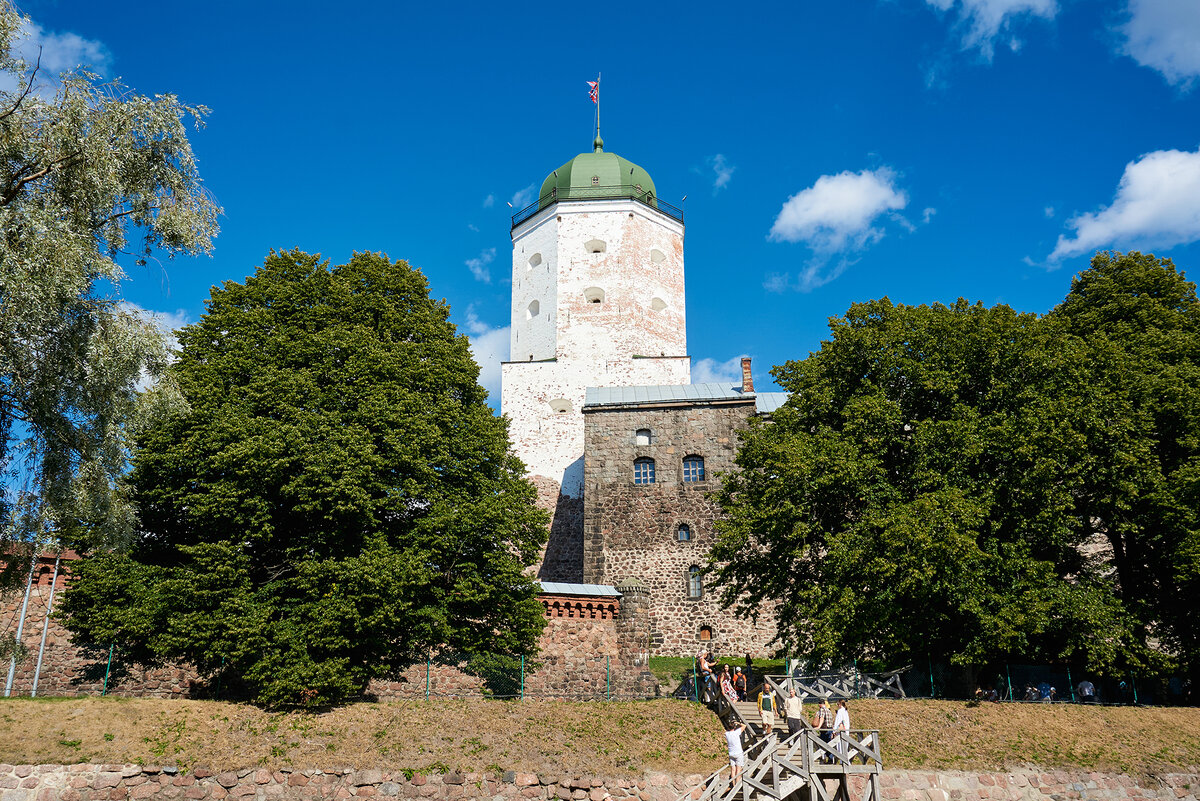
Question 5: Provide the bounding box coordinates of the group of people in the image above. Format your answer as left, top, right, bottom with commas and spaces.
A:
724, 684, 852, 779
973, 678, 1099, 704
696, 651, 750, 703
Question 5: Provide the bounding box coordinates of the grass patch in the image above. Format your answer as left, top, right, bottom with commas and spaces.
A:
0, 697, 1195, 777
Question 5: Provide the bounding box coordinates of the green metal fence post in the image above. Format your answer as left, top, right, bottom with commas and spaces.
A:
693, 659, 699, 703
425, 656, 430, 701
928, 656, 935, 698
1006, 664, 1014, 701
1130, 671, 1138, 705
520, 655, 525, 700
606, 656, 611, 701
1067, 666, 1075, 703
102, 644, 114, 696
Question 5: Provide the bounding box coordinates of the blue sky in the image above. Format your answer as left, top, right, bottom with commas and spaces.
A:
15, 0, 1200, 402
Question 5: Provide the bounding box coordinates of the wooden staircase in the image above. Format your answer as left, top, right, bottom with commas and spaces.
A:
690, 674, 883, 801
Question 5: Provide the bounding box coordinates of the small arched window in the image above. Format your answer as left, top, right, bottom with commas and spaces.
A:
650, 248, 666, 263
677, 524, 692, 542
683, 455, 705, 483
583, 287, 605, 304
635, 428, 651, 446
633, 457, 656, 485
699, 626, 713, 641
688, 566, 703, 599
650, 297, 668, 312
526, 300, 540, 319
548, 398, 572, 414
585, 238, 607, 254
527, 253, 542, 270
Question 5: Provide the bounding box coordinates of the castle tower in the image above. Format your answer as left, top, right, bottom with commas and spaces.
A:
502, 136, 690, 581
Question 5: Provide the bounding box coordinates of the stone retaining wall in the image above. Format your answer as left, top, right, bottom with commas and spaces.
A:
0, 765, 1194, 801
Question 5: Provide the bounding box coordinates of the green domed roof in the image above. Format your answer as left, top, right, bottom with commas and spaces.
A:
537, 137, 657, 210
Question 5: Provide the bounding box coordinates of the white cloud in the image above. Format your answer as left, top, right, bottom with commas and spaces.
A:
482, 194, 495, 208
510, 183, 537, 209
692, 355, 748, 385
922, 207, 938, 224
769, 167, 909, 251
0, 18, 110, 94
1044, 205, 1056, 218
1118, 0, 1200, 88
925, 0, 1057, 59
707, 154, 736, 192
467, 223, 480, 232
1049, 146, 1200, 262
767, 168, 908, 291
462, 309, 509, 405
465, 247, 496, 283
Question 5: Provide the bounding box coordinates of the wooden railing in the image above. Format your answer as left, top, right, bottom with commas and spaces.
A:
765, 669, 907, 703
674, 728, 882, 801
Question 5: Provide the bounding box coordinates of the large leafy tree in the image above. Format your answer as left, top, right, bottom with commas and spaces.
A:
0, 2, 218, 546
710, 287, 1145, 672
1049, 252, 1200, 685
59, 250, 548, 708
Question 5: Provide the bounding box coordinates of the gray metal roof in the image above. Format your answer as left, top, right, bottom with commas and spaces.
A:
584, 382, 754, 407
538, 581, 622, 597
584, 383, 790, 413
755, 393, 789, 414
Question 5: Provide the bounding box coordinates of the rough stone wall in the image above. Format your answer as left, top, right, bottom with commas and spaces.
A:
0, 555, 200, 698
582, 402, 778, 658
0, 562, 656, 701
529, 475, 584, 583
1, 765, 1195, 801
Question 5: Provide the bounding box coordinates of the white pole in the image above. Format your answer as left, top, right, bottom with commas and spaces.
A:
31, 554, 60, 697
4, 551, 38, 696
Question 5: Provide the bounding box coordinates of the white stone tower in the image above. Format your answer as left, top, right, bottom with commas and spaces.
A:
502, 136, 690, 581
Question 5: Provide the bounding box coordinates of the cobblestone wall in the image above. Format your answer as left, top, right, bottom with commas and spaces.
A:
0, 765, 1193, 801
581, 402, 777, 657
0, 561, 656, 701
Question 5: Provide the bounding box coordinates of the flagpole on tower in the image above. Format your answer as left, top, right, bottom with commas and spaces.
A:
587, 74, 602, 151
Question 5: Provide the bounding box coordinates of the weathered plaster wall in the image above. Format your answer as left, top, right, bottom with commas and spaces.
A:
581, 402, 778, 658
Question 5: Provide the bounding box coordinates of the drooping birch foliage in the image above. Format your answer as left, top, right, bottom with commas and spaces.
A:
0, 3, 219, 548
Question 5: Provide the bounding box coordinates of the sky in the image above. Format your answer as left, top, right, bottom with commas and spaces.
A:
12, 0, 1200, 402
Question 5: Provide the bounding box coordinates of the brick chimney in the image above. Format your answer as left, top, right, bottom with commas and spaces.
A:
740, 357, 754, 393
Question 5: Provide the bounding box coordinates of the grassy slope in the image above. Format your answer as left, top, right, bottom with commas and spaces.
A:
3, 697, 1198, 778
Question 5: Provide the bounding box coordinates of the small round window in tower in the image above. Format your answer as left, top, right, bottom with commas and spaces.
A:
548, 398, 572, 414
650, 249, 666, 263
583, 287, 605, 305
585, 238, 606, 254
699, 626, 713, 641
650, 297, 668, 312
526, 300, 540, 319
528, 253, 542, 271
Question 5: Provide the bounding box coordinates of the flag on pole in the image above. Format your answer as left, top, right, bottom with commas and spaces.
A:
587, 81, 598, 104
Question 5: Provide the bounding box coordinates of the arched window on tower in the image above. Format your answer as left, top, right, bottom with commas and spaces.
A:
688, 566, 703, 599
677, 523, 692, 542
699, 626, 713, 641
633, 457, 656, 485
683, 455, 705, 483
635, 428, 651, 446
583, 287, 605, 304
585, 238, 606, 254
526, 300, 540, 319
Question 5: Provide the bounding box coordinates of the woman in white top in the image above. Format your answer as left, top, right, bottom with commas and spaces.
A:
833, 700, 851, 760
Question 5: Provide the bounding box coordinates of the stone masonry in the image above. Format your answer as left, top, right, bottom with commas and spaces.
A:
581, 397, 777, 657
0, 765, 1193, 801
0, 557, 656, 701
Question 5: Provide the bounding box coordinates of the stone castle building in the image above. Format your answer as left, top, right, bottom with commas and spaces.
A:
501, 137, 785, 657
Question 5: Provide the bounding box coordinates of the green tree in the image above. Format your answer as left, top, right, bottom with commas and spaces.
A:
710, 294, 1140, 672
1050, 252, 1200, 685
0, 2, 218, 547
59, 250, 548, 708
